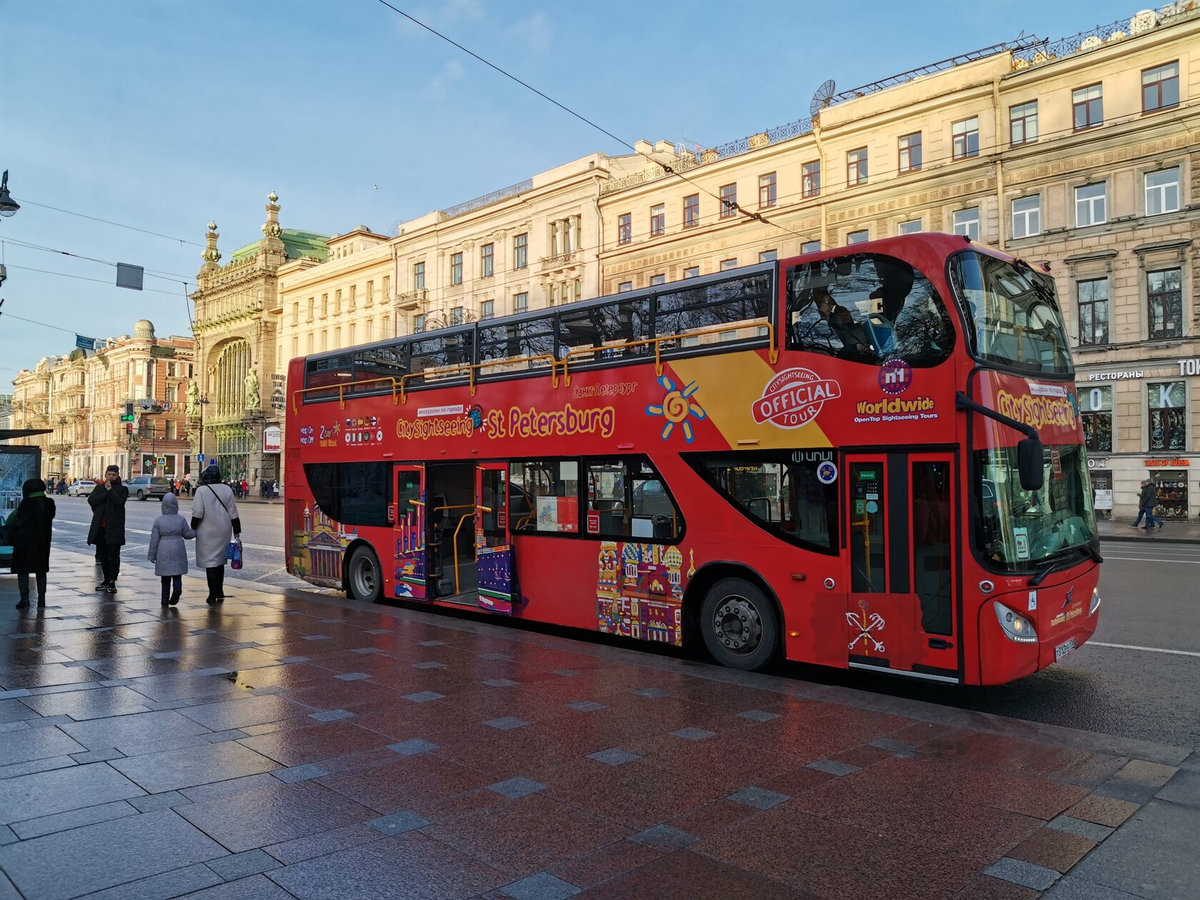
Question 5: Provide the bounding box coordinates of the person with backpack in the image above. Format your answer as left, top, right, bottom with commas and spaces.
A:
191, 464, 241, 605
87, 465, 128, 594
148, 493, 196, 607
10, 478, 55, 609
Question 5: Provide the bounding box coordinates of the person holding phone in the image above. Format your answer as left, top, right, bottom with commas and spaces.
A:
87, 465, 128, 594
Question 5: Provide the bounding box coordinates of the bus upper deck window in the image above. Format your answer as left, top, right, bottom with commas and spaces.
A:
785, 253, 954, 368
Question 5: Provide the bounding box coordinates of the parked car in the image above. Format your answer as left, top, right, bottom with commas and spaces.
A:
127, 476, 172, 501
67, 479, 98, 497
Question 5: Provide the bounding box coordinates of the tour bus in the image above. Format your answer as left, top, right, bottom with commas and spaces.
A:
284, 233, 1101, 686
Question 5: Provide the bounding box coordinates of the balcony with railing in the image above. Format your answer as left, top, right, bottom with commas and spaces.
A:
395, 289, 428, 311
539, 250, 581, 273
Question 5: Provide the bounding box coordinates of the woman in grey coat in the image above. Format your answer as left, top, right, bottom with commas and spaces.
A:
147, 493, 195, 606
190, 465, 241, 605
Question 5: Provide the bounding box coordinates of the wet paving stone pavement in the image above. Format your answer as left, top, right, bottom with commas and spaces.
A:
0, 549, 1193, 899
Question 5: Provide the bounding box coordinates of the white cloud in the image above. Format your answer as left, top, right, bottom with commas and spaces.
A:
423, 59, 466, 99
507, 12, 552, 53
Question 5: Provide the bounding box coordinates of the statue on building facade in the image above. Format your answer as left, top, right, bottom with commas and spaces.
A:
186, 381, 201, 418
245, 368, 260, 410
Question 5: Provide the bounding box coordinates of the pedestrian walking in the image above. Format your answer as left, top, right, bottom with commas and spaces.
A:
1133, 478, 1165, 530
148, 493, 196, 607
9, 478, 55, 609
240, 479, 248, 500
87, 465, 128, 594
191, 465, 241, 605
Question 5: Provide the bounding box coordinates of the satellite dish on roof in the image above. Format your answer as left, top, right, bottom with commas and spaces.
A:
810, 79, 837, 117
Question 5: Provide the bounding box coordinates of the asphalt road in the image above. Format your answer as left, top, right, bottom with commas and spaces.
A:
47, 496, 1200, 751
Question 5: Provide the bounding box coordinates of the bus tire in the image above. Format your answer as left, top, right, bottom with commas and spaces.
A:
699, 577, 779, 672
346, 546, 382, 603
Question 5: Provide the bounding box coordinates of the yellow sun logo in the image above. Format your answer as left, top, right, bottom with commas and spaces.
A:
645, 375, 705, 442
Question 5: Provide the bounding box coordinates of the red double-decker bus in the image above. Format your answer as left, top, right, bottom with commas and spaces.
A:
284, 233, 1100, 685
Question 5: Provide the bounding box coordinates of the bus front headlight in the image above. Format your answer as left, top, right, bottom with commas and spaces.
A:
1089, 587, 1101, 616
994, 601, 1037, 644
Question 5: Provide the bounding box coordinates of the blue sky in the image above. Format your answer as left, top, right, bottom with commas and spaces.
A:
2, 0, 1137, 381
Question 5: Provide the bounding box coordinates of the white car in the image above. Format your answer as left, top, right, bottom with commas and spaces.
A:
67, 480, 98, 497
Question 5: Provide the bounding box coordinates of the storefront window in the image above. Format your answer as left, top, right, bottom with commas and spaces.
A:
1080, 385, 1112, 452
1151, 471, 1188, 519
1147, 381, 1186, 452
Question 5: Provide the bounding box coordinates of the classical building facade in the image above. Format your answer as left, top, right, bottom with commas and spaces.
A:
597, 4, 1200, 520
10, 321, 193, 480
189, 194, 328, 485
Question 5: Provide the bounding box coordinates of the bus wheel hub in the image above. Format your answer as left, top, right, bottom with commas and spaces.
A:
715, 597, 761, 652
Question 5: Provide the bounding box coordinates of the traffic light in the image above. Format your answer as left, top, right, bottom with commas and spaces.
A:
126, 423, 134, 435
120, 401, 134, 423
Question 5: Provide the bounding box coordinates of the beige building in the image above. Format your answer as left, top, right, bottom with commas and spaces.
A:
597, 4, 1200, 521
10, 321, 194, 481
189, 194, 328, 486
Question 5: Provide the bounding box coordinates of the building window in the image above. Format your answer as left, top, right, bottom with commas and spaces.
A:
348, 285, 357, 310
1009, 101, 1038, 145
846, 148, 868, 186
953, 208, 980, 241
335, 289, 343, 314
1081, 385, 1113, 452
683, 266, 700, 278
1011, 196, 1041, 239
650, 204, 665, 236
291, 302, 299, 326
334, 326, 342, 346
650, 274, 666, 285
320, 329, 328, 351
801, 240, 822, 254
1146, 168, 1181, 215
413, 314, 425, 333
348, 323, 355, 343
720, 184, 738, 218
451, 307, 464, 326
759, 250, 778, 263
897, 219, 922, 235
1077, 278, 1110, 345
514, 232, 528, 269
720, 258, 738, 271
450, 252, 463, 286
481, 243, 494, 278
759, 172, 777, 208
1143, 62, 1180, 113
1147, 268, 1183, 339
574, 278, 582, 303
480, 300, 494, 320
1148, 382, 1186, 451
846, 230, 869, 245
321, 294, 328, 317
952, 117, 979, 159
618, 281, 633, 292
382, 315, 390, 337
413, 261, 425, 291
617, 214, 631, 245
683, 194, 699, 228
1073, 84, 1103, 130
291, 336, 299, 359
802, 161, 821, 197
548, 283, 557, 306
898, 132, 922, 172
1075, 182, 1107, 227
382, 275, 389, 299
514, 292, 528, 314
366, 280, 374, 305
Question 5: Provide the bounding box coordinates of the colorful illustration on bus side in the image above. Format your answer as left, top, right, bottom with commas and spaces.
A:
596, 541, 695, 645
645, 374, 705, 443
752, 367, 841, 429
394, 500, 426, 600
846, 599, 886, 655
291, 504, 357, 588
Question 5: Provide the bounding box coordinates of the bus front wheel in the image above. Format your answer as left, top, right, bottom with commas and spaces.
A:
347, 546, 382, 603
700, 577, 779, 672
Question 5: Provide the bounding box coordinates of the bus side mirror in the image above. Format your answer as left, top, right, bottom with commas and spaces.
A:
1018, 436, 1045, 492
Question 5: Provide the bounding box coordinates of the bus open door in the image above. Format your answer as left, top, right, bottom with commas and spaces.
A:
476, 462, 518, 614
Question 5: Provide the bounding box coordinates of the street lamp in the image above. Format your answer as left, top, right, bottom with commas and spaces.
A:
0, 171, 19, 218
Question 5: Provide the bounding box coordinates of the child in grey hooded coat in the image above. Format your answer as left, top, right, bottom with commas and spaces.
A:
148, 493, 196, 606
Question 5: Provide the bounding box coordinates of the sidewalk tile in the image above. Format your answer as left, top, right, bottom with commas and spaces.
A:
308, 709, 355, 723
129, 790, 192, 813
586, 748, 640, 766
805, 758, 861, 777
985, 856, 1061, 890
1043, 875, 1148, 899
0, 763, 144, 825
489, 777, 547, 799
1067, 799, 1200, 898
110, 739, 279, 794
365, 811, 430, 835
205, 848, 280, 881
272, 763, 329, 784
500, 871, 582, 900
630, 824, 699, 850
737, 709, 781, 722
1155, 770, 1200, 807
727, 786, 790, 810
388, 738, 438, 756
181, 873, 294, 899
10, 799, 138, 840
576, 849, 799, 899
1065, 795, 1140, 828
1047, 814, 1115, 842
1008, 827, 1097, 872
73, 862, 223, 900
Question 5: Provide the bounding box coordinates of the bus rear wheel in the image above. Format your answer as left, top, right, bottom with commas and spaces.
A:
699, 577, 779, 672
347, 546, 382, 603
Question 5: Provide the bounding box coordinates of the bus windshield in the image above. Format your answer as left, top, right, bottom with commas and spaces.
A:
975, 440, 1096, 570
950, 251, 1072, 375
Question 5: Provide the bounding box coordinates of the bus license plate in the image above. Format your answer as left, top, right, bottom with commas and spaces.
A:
1055, 638, 1077, 661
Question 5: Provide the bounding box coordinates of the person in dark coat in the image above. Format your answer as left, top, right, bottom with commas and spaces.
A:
87, 464, 129, 594
10, 478, 55, 609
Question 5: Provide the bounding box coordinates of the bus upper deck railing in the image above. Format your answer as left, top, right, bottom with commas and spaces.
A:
291, 322, 778, 412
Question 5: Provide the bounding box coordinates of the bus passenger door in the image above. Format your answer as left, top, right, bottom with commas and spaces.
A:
476, 463, 517, 615
842, 453, 959, 682
392, 464, 428, 601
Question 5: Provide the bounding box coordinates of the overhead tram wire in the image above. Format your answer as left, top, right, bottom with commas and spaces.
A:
12, 198, 205, 248
1, 237, 195, 284
4, 264, 188, 298
369, 0, 813, 244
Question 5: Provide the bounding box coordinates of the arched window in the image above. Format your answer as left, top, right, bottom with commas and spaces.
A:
213, 339, 251, 418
